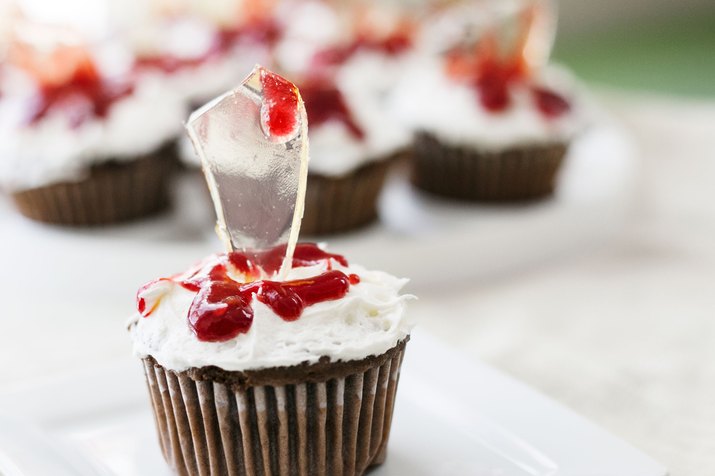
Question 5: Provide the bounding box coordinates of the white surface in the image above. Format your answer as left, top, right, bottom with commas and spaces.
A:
0, 332, 666, 476
411, 93, 715, 476
0, 112, 665, 474
0, 78, 707, 476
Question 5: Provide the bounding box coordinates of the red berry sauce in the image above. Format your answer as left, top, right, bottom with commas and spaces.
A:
137, 244, 360, 342
300, 79, 365, 140
135, 18, 282, 74
532, 86, 571, 118
445, 29, 570, 118
311, 32, 412, 69
23, 53, 132, 127
260, 68, 300, 140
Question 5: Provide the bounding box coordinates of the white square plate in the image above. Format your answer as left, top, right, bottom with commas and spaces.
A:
0, 332, 667, 476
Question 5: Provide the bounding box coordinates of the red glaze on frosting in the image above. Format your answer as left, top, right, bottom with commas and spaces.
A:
137, 244, 359, 342
311, 32, 412, 69
248, 270, 351, 321
12, 44, 133, 127
444, 15, 570, 118
136, 278, 174, 317
532, 86, 571, 118
135, 19, 282, 74
259, 68, 300, 139
300, 79, 365, 140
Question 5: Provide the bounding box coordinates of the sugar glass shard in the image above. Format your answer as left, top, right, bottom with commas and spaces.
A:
186, 66, 309, 278
424, 0, 556, 69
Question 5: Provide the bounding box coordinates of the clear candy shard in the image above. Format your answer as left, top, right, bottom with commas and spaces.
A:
425, 0, 556, 68
186, 65, 309, 279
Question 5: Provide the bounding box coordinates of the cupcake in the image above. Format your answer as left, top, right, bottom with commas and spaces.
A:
0, 33, 184, 225
392, 2, 586, 201
124, 1, 280, 106
126, 3, 282, 175
274, 1, 413, 234
129, 243, 412, 475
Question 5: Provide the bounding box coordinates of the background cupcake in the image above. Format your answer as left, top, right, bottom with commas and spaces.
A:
130, 244, 412, 475
0, 27, 184, 225
275, 1, 413, 234
392, 1, 588, 201
118, 0, 280, 106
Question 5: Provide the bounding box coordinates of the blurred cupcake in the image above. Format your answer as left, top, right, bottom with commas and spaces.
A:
275, 1, 413, 234
297, 68, 410, 235
119, 0, 284, 175
129, 243, 412, 475
0, 32, 184, 225
392, 2, 586, 201
123, 0, 280, 106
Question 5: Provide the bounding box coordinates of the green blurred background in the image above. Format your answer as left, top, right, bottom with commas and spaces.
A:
554, 0, 715, 98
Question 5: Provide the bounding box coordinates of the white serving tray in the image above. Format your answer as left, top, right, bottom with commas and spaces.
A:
0, 331, 666, 476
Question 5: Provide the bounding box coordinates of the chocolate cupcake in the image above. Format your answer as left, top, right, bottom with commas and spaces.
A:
391, 4, 587, 202
129, 243, 412, 475
273, 1, 413, 234
392, 57, 587, 201
298, 73, 408, 235
0, 38, 184, 225
125, 4, 279, 105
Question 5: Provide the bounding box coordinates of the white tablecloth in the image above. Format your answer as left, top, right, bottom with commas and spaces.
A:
1, 91, 712, 475
414, 92, 715, 476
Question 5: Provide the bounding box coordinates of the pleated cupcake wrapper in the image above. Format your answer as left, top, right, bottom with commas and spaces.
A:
142, 346, 405, 476
301, 157, 394, 236
413, 133, 568, 202
11, 143, 177, 226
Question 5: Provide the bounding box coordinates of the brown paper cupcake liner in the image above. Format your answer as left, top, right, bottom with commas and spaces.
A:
412, 132, 568, 202
11, 142, 178, 226
301, 156, 396, 236
142, 340, 407, 476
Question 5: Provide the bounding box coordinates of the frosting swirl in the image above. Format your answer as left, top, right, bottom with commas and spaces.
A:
129, 244, 412, 372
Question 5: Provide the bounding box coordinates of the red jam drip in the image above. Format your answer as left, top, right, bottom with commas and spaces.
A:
21, 52, 132, 127
250, 243, 349, 276
135, 19, 282, 74
300, 79, 365, 140
532, 86, 571, 118
260, 69, 300, 139
311, 32, 412, 69
249, 270, 350, 321
137, 244, 358, 342
445, 28, 570, 118
136, 278, 173, 317
188, 278, 254, 342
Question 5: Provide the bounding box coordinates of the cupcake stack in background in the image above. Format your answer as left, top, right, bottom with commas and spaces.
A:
0, 0, 592, 230
0, 21, 184, 225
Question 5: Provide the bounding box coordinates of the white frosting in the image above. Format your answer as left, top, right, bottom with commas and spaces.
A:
271, 1, 411, 177
138, 43, 266, 105
129, 254, 413, 372
130, 15, 270, 104
0, 73, 185, 191
272, 0, 343, 76
178, 134, 200, 167
306, 52, 411, 177
389, 58, 590, 150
